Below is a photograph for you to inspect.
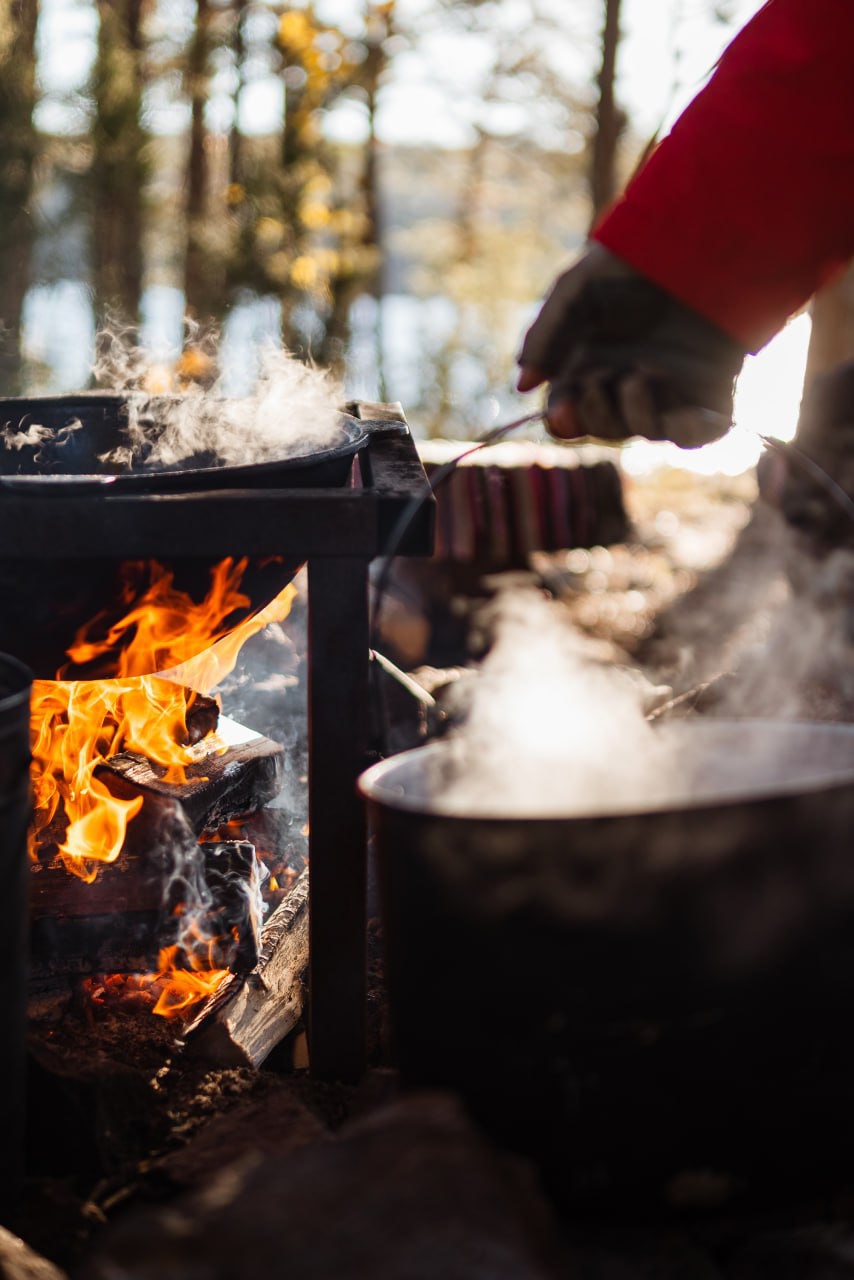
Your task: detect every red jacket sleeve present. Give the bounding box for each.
[594,0,854,352]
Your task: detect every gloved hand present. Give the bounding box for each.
[517,243,747,447]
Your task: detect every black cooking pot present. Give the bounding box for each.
[0,654,31,1209]
[361,720,854,1205]
[0,394,373,678]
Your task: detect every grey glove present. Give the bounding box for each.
[517,244,747,448]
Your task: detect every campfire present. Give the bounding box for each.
[0,387,432,1164]
[28,556,303,1024]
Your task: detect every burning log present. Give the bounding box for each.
[184,692,220,743]
[102,718,285,834]
[182,868,309,1068]
[30,785,200,918]
[30,780,261,977]
[202,841,262,973]
[28,712,283,988]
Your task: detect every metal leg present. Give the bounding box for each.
[307,556,370,1080]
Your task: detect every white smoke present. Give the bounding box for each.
[0,421,52,450]
[97,340,344,470]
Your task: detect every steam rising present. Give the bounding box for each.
[95,334,344,469]
[641,504,854,724]
[0,421,52,450]
[410,584,854,821]
[437,591,680,818]
[715,542,854,721]
[0,323,345,470]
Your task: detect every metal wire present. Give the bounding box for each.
[370,410,545,641]
[756,432,854,525]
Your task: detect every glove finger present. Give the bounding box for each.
[516,363,547,393]
[545,399,583,440]
[662,407,731,447]
[625,368,733,446]
[519,265,600,375]
[616,372,667,441]
[551,364,733,447]
[549,367,628,441]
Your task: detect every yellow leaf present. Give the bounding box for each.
[279,10,313,49]
[290,255,319,289]
[299,201,330,230]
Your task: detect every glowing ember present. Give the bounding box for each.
[83,944,230,1020]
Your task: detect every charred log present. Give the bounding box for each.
[30,786,201,919]
[184,693,220,744]
[183,868,309,1068]
[103,734,284,834]
[30,784,261,977]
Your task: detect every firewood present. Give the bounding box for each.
[29,792,261,977]
[28,717,277,979]
[0,1223,68,1280]
[30,786,200,919]
[201,841,262,973]
[103,728,284,834]
[30,909,179,980]
[182,868,309,1068]
[184,692,219,744]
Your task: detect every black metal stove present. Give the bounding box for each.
[0,398,433,1081]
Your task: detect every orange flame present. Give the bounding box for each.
[83,943,231,1020]
[64,557,260,678]
[30,558,296,882]
[149,944,230,1019]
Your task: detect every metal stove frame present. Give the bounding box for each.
[0,401,433,1081]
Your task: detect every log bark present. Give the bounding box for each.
[185,693,220,744]
[30,802,261,977]
[183,868,309,1067]
[0,1224,68,1280]
[103,734,284,834]
[30,788,200,919]
[29,724,280,977]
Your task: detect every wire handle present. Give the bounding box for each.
[756,432,854,524]
[370,410,546,642]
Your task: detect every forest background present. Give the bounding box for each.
[0,0,804,446]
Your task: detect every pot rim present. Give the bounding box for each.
[358,718,854,822]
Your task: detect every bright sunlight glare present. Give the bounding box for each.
[620,312,812,478]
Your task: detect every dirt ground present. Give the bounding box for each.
[13,464,854,1280]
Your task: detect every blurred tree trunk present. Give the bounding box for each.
[0,0,39,393]
[229,0,248,187]
[589,0,624,227]
[319,2,390,384]
[360,4,387,395]
[92,0,148,326]
[185,0,218,320]
[802,264,854,392]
